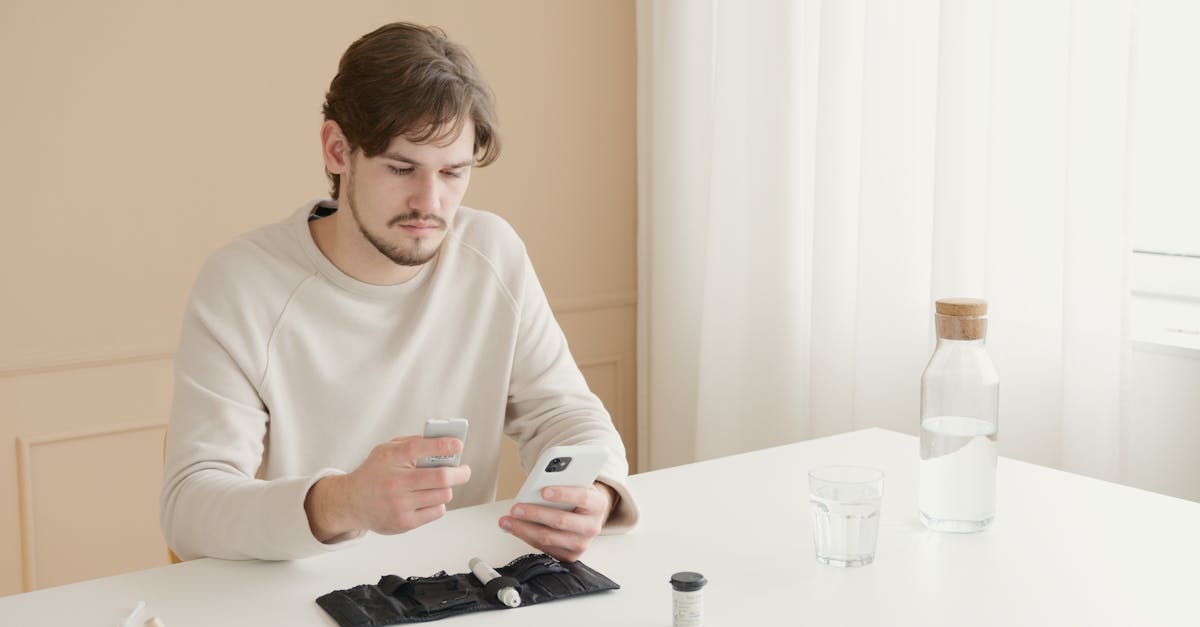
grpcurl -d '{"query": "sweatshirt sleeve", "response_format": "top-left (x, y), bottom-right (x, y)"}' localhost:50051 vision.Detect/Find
top-left (503, 254), bottom-right (639, 533)
top-left (159, 252), bottom-right (362, 560)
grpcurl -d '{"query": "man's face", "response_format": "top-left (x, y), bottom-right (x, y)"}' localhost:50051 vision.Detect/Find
top-left (342, 121), bottom-right (475, 267)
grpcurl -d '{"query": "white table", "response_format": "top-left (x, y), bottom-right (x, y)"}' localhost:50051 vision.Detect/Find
top-left (3, 428), bottom-right (1198, 626)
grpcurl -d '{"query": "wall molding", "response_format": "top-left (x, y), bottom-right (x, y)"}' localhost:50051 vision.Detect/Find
top-left (0, 348), bottom-right (175, 379)
top-left (550, 291), bottom-right (637, 315)
top-left (0, 293), bottom-right (635, 379)
top-left (15, 421), bottom-right (167, 592)
top-left (576, 354), bottom-right (633, 472)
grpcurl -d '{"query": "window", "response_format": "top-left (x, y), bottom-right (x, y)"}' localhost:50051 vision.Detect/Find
top-left (1127, 3), bottom-right (1200, 351)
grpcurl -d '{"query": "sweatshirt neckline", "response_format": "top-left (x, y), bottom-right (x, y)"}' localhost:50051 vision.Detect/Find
top-left (291, 199), bottom-right (437, 300)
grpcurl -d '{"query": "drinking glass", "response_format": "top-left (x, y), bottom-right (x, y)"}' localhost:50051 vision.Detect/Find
top-left (808, 466), bottom-right (884, 567)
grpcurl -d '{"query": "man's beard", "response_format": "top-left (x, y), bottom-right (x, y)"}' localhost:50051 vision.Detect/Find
top-left (345, 171), bottom-right (446, 267)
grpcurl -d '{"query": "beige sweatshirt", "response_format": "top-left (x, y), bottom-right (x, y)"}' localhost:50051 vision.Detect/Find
top-left (160, 200), bottom-right (637, 560)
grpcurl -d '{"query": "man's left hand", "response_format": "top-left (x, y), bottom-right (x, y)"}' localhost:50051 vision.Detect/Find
top-left (499, 482), bottom-right (616, 562)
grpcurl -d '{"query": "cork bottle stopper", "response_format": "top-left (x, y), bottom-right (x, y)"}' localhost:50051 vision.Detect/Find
top-left (935, 297), bottom-right (988, 340)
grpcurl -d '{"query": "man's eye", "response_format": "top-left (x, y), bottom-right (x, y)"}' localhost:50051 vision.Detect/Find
top-left (442, 170), bottom-right (464, 179)
top-left (387, 165), bottom-right (414, 175)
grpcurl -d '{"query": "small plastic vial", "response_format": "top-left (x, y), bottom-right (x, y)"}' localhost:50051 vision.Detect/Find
top-left (670, 571), bottom-right (707, 627)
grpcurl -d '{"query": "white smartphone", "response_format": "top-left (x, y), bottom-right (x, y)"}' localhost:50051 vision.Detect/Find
top-left (416, 418), bottom-right (469, 467)
top-left (515, 444), bottom-right (608, 510)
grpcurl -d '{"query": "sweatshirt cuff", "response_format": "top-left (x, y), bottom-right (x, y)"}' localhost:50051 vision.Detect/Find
top-left (279, 468), bottom-right (365, 557)
top-left (595, 474), bottom-right (639, 535)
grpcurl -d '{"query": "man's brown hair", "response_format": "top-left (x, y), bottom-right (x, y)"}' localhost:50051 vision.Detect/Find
top-left (322, 23), bottom-right (501, 198)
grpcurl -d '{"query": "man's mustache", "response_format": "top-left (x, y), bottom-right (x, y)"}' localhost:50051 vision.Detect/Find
top-left (388, 212), bottom-right (447, 228)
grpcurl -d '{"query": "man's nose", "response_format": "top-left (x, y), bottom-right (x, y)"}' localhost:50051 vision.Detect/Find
top-left (409, 173), bottom-right (441, 213)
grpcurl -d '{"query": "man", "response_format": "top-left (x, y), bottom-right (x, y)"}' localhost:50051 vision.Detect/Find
top-left (160, 22), bottom-right (637, 562)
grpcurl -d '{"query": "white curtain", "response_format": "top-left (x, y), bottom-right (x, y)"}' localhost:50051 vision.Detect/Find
top-left (636, 0), bottom-right (1132, 481)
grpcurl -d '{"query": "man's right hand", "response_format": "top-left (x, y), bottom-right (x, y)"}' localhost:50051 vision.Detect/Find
top-left (304, 436), bottom-right (471, 542)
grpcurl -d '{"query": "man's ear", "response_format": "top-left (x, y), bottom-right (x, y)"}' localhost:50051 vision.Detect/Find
top-left (321, 120), bottom-right (352, 174)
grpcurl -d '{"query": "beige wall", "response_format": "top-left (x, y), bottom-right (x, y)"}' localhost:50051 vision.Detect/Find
top-left (0, 0), bottom-right (636, 595)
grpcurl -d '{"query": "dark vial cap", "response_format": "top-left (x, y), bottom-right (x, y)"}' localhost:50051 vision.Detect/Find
top-left (669, 571), bottom-right (708, 592)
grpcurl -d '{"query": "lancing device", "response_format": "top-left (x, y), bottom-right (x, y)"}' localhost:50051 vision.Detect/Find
top-left (469, 557), bottom-right (521, 608)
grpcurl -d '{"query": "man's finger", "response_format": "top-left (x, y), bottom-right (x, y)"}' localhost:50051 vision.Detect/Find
top-left (376, 432), bottom-right (460, 466)
top-left (379, 503), bottom-right (447, 535)
top-left (500, 516), bottom-right (588, 562)
top-left (508, 503), bottom-right (599, 536)
top-left (398, 434), bottom-right (463, 463)
top-left (403, 487), bottom-right (455, 510)
top-left (536, 485), bottom-right (592, 510)
top-left (403, 465), bottom-right (472, 490)
top-left (539, 484), bottom-right (612, 515)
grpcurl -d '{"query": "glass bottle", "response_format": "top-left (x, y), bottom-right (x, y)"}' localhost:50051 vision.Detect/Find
top-left (919, 297), bottom-right (999, 532)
